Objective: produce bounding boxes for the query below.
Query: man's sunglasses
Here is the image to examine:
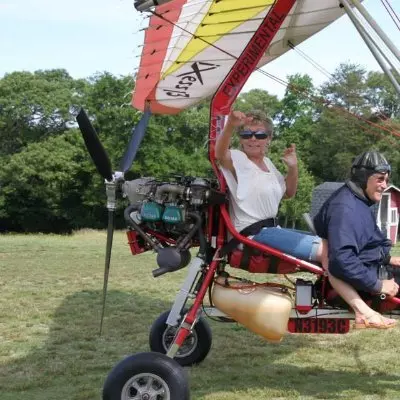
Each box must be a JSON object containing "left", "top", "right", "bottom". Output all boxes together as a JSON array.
[{"left": 238, "top": 130, "right": 272, "bottom": 140}]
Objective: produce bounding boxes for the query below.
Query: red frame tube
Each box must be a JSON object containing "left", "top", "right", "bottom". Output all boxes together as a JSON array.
[{"left": 180, "top": 259, "right": 221, "bottom": 330}]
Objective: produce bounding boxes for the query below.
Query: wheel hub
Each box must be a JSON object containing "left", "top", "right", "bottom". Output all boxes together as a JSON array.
[
  {"left": 122, "top": 372, "right": 170, "bottom": 400},
  {"left": 162, "top": 327, "right": 198, "bottom": 358}
]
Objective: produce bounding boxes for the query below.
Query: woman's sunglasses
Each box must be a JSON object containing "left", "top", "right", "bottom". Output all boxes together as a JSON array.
[{"left": 238, "top": 130, "right": 272, "bottom": 140}]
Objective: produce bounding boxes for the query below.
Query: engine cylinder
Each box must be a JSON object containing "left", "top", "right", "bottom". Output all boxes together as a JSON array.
[{"left": 211, "top": 276, "right": 292, "bottom": 343}]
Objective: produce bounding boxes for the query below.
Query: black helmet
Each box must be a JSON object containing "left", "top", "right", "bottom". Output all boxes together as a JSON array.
[{"left": 350, "top": 151, "right": 391, "bottom": 189}]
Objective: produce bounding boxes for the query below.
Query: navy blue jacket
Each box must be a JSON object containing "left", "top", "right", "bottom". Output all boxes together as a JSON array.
[{"left": 313, "top": 182, "right": 391, "bottom": 294}]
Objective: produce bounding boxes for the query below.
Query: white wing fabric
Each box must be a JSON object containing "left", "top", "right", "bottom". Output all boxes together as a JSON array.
[{"left": 133, "top": 0, "right": 357, "bottom": 114}]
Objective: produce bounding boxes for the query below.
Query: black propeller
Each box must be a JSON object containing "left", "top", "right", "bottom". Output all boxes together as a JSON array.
[
  {"left": 76, "top": 107, "right": 151, "bottom": 334},
  {"left": 119, "top": 109, "right": 151, "bottom": 173},
  {"left": 76, "top": 109, "right": 113, "bottom": 181}
]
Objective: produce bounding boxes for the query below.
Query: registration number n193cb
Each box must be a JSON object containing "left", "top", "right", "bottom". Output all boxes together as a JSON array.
[{"left": 288, "top": 318, "right": 350, "bottom": 334}]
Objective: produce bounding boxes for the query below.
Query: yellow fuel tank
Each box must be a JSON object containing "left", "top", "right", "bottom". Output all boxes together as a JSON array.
[{"left": 211, "top": 276, "right": 292, "bottom": 343}]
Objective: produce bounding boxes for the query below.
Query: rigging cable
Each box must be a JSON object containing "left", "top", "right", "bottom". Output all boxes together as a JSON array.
[
  {"left": 380, "top": 0, "right": 400, "bottom": 31},
  {"left": 262, "top": 69, "right": 400, "bottom": 145},
  {"left": 287, "top": 40, "right": 400, "bottom": 135},
  {"left": 287, "top": 41, "right": 332, "bottom": 80}
]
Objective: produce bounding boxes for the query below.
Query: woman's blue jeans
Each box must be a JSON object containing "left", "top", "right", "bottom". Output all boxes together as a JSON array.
[{"left": 252, "top": 227, "right": 321, "bottom": 261}]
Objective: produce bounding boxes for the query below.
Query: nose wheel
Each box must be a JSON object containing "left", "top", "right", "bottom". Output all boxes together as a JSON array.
[{"left": 149, "top": 309, "right": 212, "bottom": 366}]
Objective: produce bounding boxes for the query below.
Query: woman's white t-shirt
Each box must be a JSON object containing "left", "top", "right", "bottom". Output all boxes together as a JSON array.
[{"left": 220, "top": 149, "right": 286, "bottom": 232}]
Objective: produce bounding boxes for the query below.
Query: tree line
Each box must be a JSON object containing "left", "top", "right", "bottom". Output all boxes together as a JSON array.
[{"left": 0, "top": 64, "right": 399, "bottom": 232}]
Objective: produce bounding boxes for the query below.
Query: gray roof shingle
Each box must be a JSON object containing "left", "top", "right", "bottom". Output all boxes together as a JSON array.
[{"left": 310, "top": 182, "right": 344, "bottom": 218}]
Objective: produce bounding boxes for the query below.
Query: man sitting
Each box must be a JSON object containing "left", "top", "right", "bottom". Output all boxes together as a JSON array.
[{"left": 314, "top": 151, "right": 399, "bottom": 329}]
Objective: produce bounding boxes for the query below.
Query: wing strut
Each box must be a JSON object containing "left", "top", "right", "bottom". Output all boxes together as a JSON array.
[{"left": 341, "top": 0, "right": 400, "bottom": 96}]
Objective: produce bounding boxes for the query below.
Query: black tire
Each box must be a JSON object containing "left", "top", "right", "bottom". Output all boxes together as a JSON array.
[
  {"left": 149, "top": 309, "right": 212, "bottom": 367},
  {"left": 103, "top": 352, "right": 190, "bottom": 400}
]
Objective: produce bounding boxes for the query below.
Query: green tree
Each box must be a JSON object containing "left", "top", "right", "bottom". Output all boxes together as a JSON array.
[
  {"left": 235, "top": 89, "right": 280, "bottom": 118},
  {"left": 365, "top": 70, "right": 400, "bottom": 119},
  {"left": 320, "top": 63, "right": 368, "bottom": 114},
  {"left": 0, "top": 131, "right": 98, "bottom": 232},
  {"left": 277, "top": 74, "right": 316, "bottom": 129},
  {"left": 307, "top": 108, "right": 377, "bottom": 182},
  {"left": 81, "top": 72, "right": 143, "bottom": 171},
  {"left": 280, "top": 161, "right": 315, "bottom": 229},
  {"left": 133, "top": 107, "right": 211, "bottom": 179},
  {"left": 2, "top": 64, "right": 399, "bottom": 233},
  {"left": 276, "top": 74, "right": 318, "bottom": 166},
  {"left": 0, "top": 69, "right": 86, "bottom": 156},
  {"left": 306, "top": 63, "right": 400, "bottom": 183}
]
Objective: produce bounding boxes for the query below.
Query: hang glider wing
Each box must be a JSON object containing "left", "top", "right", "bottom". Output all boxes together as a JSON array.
[{"left": 133, "top": 0, "right": 359, "bottom": 114}]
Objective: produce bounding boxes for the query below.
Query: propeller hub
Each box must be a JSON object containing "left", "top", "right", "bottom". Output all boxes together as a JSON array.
[{"left": 113, "top": 171, "right": 124, "bottom": 182}]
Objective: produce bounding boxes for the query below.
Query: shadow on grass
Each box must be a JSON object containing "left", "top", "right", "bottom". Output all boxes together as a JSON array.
[{"left": 2, "top": 289, "right": 400, "bottom": 399}]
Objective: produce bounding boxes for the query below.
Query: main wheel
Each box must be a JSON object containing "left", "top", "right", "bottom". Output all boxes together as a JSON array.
[
  {"left": 103, "top": 352, "right": 190, "bottom": 400},
  {"left": 149, "top": 309, "right": 212, "bottom": 366}
]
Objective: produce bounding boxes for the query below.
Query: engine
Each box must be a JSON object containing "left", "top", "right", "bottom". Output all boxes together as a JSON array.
[
  {"left": 123, "top": 175, "right": 223, "bottom": 234},
  {"left": 121, "top": 175, "right": 225, "bottom": 277}
]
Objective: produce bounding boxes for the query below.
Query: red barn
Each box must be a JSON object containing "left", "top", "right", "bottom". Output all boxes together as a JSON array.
[{"left": 377, "top": 185, "right": 400, "bottom": 244}]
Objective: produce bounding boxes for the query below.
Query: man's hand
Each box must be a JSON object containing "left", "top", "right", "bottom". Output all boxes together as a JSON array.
[
  {"left": 381, "top": 278, "right": 399, "bottom": 297},
  {"left": 226, "top": 111, "right": 253, "bottom": 128},
  {"left": 389, "top": 256, "right": 400, "bottom": 267},
  {"left": 282, "top": 144, "right": 298, "bottom": 168}
]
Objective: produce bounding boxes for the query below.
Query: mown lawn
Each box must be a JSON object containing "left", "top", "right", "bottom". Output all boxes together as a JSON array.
[{"left": 1, "top": 231, "right": 400, "bottom": 400}]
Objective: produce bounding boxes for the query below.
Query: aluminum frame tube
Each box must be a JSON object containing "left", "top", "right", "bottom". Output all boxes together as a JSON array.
[
  {"left": 360, "top": 23, "right": 400, "bottom": 77},
  {"left": 341, "top": 0, "right": 400, "bottom": 96},
  {"left": 349, "top": 0, "right": 400, "bottom": 63}
]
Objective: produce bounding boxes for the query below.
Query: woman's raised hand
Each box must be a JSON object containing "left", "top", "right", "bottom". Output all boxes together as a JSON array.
[
  {"left": 227, "top": 111, "right": 253, "bottom": 128},
  {"left": 282, "top": 144, "right": 298, "bottom": 168}
]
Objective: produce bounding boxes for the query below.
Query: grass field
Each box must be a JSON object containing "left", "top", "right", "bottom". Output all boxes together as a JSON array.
[{"left": 1, "top": 231, "right": 400, "bottom": 400}]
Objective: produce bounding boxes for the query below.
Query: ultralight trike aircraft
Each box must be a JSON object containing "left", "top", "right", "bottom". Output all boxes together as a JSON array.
[{"left": 76, "top": 0, "right": 400, "bottom": 399}]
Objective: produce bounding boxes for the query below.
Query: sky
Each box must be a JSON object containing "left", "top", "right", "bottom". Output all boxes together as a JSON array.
[{"left": 1, "top": 0, "right": 399, "bottom": 99}]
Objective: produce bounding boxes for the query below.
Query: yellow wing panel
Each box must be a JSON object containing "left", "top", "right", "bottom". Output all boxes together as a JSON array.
[{"left": 162, "top": 0, "right": 274, "bottom": 77}]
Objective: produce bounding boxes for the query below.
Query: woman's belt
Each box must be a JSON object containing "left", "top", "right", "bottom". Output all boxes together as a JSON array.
[{"left": 220, "top": 218, "right": 277, "bottom": 257}]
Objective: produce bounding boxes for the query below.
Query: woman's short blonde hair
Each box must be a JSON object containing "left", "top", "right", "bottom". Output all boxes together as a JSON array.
[{"left": 245, "top": 110, "right": 274, "bottom": 131}]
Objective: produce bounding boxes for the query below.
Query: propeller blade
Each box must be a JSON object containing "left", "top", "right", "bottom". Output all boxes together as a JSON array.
[
  {"left": 119, "top": 109, "right": 151, "bottom": 173},
  {"left": 99, "top": 210, "right": 115, "bottom": 335},
  {"left": 76, "top": 109, "right": 113, "bottom": 181}
]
